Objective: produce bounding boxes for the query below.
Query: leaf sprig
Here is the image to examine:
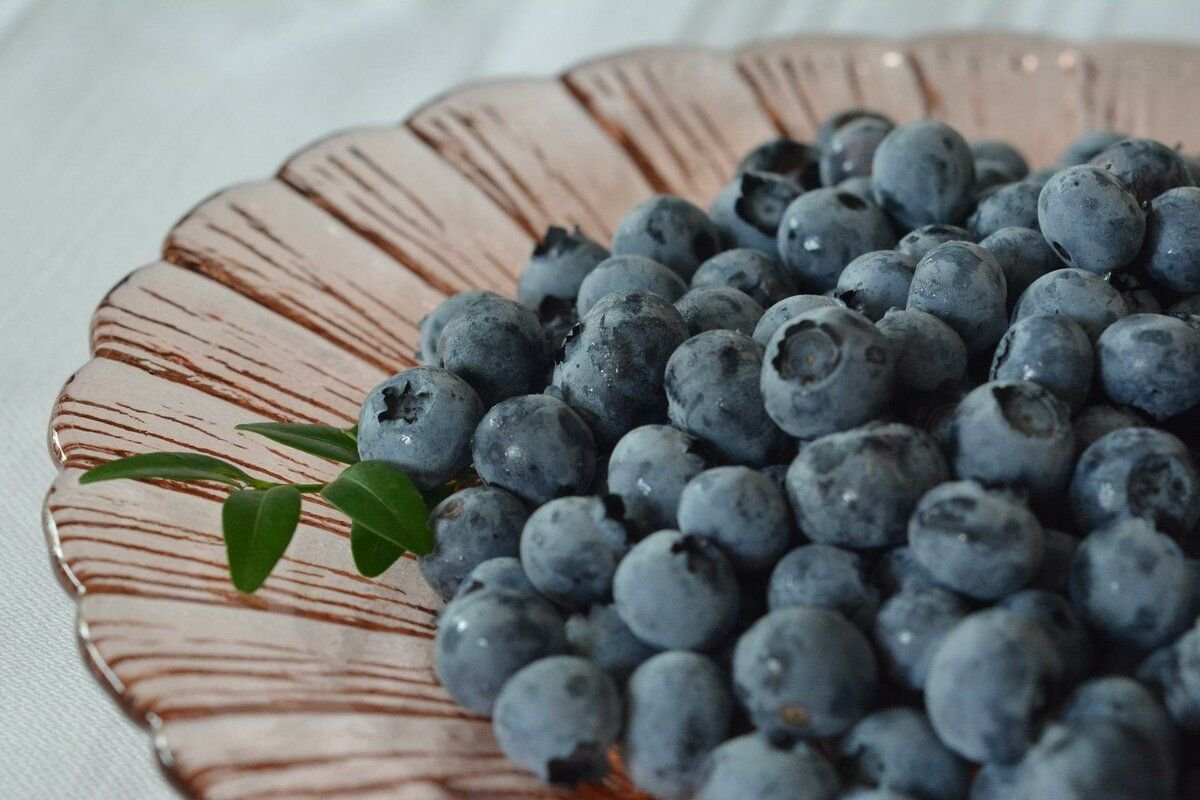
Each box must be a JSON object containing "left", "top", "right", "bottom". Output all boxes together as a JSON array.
[{"left": 79, "top": 422, "right": 440, "bottom": 593}]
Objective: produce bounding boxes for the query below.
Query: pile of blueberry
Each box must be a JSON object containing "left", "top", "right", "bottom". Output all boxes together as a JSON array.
[{"left": 357, "top": 109, "right": 1200, "bottom": 799}]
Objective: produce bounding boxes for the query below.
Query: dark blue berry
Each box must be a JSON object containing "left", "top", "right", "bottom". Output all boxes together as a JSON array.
[
  {"left": 677, "top": 466, "right": 793, "bottom": 572},
  {"left": 492, "top": 656, "right": 621, "bottom": 785},
  {"left": 566, "top": 602, "right": 658, "bottom": 682},
  {"left": 733, "top": 606, "right": 876, "bottom": 740},
  {"left": 438, "top": 295, "right": 550, "bottom": 407},
  {"left": 821, "top": 116, "right": 893, "bottom": 185},
  {"left": 1097, "top": 313, "right": 1200, "bottom": 418},
  {"left": 907, "top": 241, "right": 1007, "bottom": 356},
  {"left": 623, "top": 652, "right": 733, "bottom": 799},
  {"left": 520, "top": 496, "right": 628, "bottom": 610},
  {"left": 710, "top": 171, "right": 802, "bottom": 255},
  {"left": 552, "top": 291, "right": 689, "bottom": 446},
  {"left": 666, "top": 331, "right": 787, "bottom": 466},
  {"left": 908, "top": 481, "right": 1044, "bottom": 600},
  {"left": 606, "top": 425, "right": 710, "bottom": 533},
  {"left": 753, "top": 294, "right": 841, "bottom": 346},
  {"left": 517, "top": 226, "right": 609, "bottom": 321},
  {"left": 417, "top": 289, "right": 498, "bottom": 363},
  {"left": 875, "top": 308, "right": 968, "bottom": 393},
  {"left": 1037, "top": 165, "right": 1145, "bottom": 274},
  {"left": 1135, "top": 186, "right": 1200, "bottom": 293},
  {"left": 1059, "top": 130, "right": 1125, "bottom": 166},
  {"left": 768, "top": 544, "right": 880, "bottom": 628},
  {"left": 613, "top": 530, "right": 739, "bottom": 651},
  {"left": 611, "top": 195, "right": 721, "bottom": 281},
  {"left": 990, "top": 315, "right": 1093, "bottom": 411},
  {"left": 761, "top": 306, "right": 896, "bottom": 438},
  {"left": 694, "top": 734, "right": 839, "bottom": 800},
  {"left": 833, "top": 250, "right": 917, "bottom": 321},
  {"left": 1012, "top": 267, "right": 1128, "bottom": 342},
  {"left": 979, "top": 226, "right": 1060, "bottom": 310},
  {"left": 358, "top": 366, "right": 483, "bottom": 489},
  {"left": 1091, "top": 136, "right": 1195, "bottom": 205},
  {"left": 871, "top": 121, "right": 975, "bottom": 231},
  {"left": 838, "top": 707, "right": 971, "bottom": 800},
  {"left": 419, "top": 486, "right": 528, "bottom": 601},
  {"left": 737, "top": 138, "right": 822, "bottom": 189},
  {"left": 787, "top": 422, "right": 948, "bottom": 549},
  {"left": 896, "top": 224, "right": 973, "bottom": 260},
  {"left": 971, "top": 139, "right": 1029, "bottom": 180},
  {"left": 777, "top": 188, "right": 896, "bottom": 292},
  {"left": 925, "top": 608, "right": 1063, "bottom": 764},
  {"left": 968, "top": 180, "right": 1041, "bottom": 239},
  {"left": 873, "top": 584, "right": 968, "bottom": 691},
  {"left": 472, "top": 394, "right": 595, "bottom": 504}
]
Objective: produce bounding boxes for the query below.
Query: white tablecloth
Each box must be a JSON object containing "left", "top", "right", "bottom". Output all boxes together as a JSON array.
[{"left": 4, "top": 1, "right": 1199, "bottom": 796}]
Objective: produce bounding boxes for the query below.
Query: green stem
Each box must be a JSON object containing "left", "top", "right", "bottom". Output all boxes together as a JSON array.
[{"left": 293, "top": 483, "right": 327, "bottom": 494}]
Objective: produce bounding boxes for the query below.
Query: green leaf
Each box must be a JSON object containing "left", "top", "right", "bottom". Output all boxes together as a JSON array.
[
  {"left": 222, "top": 486, "right": 302, "bottom": 593},
  {"left": 350, "top": 522, "right": 406, "bottom": 578},
  {"left": 236, "top": 422, "right": 360, "bottom": 464},
  {"left": 320, "top": 461, "right": 433, "bottom": 556},
  {"left": 80, "top": 452, "right": 256, "bottom": 488},
  {"left": 344, "top": 424, "right": 359, "bottom": 441}
]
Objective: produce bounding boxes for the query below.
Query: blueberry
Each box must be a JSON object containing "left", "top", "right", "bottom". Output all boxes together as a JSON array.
[
  {"left": 833, "top": 250, "right": 917, "bottom": 321},
  {"left": 677, "top": 466, "right": 793, "bottom": 572},
  {"left": 710, "top": 171, "right": 802, "bottom": 255},
  {"left": 873, "top": 584, "right": 968, "bottom": 691},
  {"left": 691, "top": 247, "right": 797, "bottom": 307},
  {"left": 1059, "top": 130, "right": 1125, "bottom": 166},
  {"left": 967, "top": 180, "right": 1041, "bottom": 239},
  {"left": 1069, "top": 518, "right": 1193, "bottom": 650},
  {"left": 875, "top": 308, "right": 968, "bottom": 393},
  {"left": 623, "top": 652, "right": 733, "bottom": 799},
  {"left": 1030, "top": 528, "right": 1080, "bottom": 592},
  {"left": 733, "top": 606, "right": 876, "bottom": 740},
  {"left": 435, "top": 589, "right": 567, "bottom": 714},
  {"left": 895, "top": 224, "right": 973, "bottom": 261},
  {"left": 419, "top": 487, "right": 529, "bottom": 601},
  {"left": 1011, "top": 267, "right": 1128, "bottom": 342},
  {"left": 472, "top": 394, "right": 595, "bottom": 504},
  {"left": 417, "top": 289, "right": 498, "bottom": 363},
  {"left": 968, "top": 765, "right": 1019, "bottom": 800},
  {"left": 517, "top": 226, "right": 609, "bottom": 323},
  {"left": 438, "top": 295, "right": 550, "bottom": 407},
  {"left": 675, "top": 286, "right": 764, "bottom": 336},
  {"left": 906, "top": 241, "right": 1007, "bottom": 356},
  {"left": 768, "top": 544, "right": 880, "bottom": 628},
  {"left": 611, "top": 195, "right": 721, "bottom": 281},
  {"left": 666, "top": 331, "right": 787, "bottom": 466},
  {"left": 872, "top": 121, "right": 975, "bottom": 230},
  {"left": 1109, "top": 267, "right": 1165, "bottom": 315},
  {"left": 761, "top": 306, "right": 897, "bottom": 438},
  {"left": 1091, "top": 136, "right": 1195, "bottom": 205},
  {"left": 1071, "top": 404, "right": 1145, "bottom": 454},
  {"left": 737, "top": 137, "right": 822, "bottom": 189},
  {"left": 776, "top": 188, "right": 897, "bottom": 292},
  {"left": 607, "top": 425, "right": 710, "bottom": 533},
  {"left": 1097, "top": 313, "right": 1200, "bottom": 418},
  {"left": 492, "top": 656, "right": 621, "bottom": 785},
  {"left": 452, "top": 556, "right": 537, "bottom": 603},
  {"left": 357, "top": 366, "right": 483, "bottom": 489},
  {"left": 1069, "top": 426, "right": 1200, "bottom": 538},
  {"left": 971, "top": 139, "right": 1030, "bottom": 180},
  {"left": 820, "top": 116, "right": 893, "bottom": 185},
  {"left": 787, "top": 422, "right": 948, "bottom": 549},
  {"left": 817, "top": 108, "right": 894, "bottom": 150},
  {"left": 1134, "top": 186, "right": 1200, "bottom": 292},
  {"left": 924, "top": 608, "right": 1063, "bottom": 764},
  {"left": 1037, "top": 165, "right": 1145, "bottom": 274},
  {"left": 841, "top": 790, "right": 920, "bottom": 800},
  {"left": 979, "top": 226, "right": 1064, "bottom": 309},
  {"left": 908, "top": 481, "right": 1044, "bottom": 600},
  {"left": 1061, "top": 676, "right": 1178, "bottom": 783},
  {"left": 948, "top": 380, "right": 1074, "bottom": 498},
  {"left": 613, "top": 530, "right": 739, "bottom": 651},
  {"left": 694, "top": 734, "right": 840, "bottom": 800},
  {"left": 575, "top": 254, "right": 689, "bottom": 316},
  {"left": 566, "top": 602, "right": 658, "bottom": 682},
  {"left": 1138, "top": 623, "right": 1200, "bottom": 731},
  {"left": 989, "top": 315, "right": 1093, "bottom": 411},
  {"left": 520, "top": 496, "right": 628, "bottom": 610},
  {"left": 999, "top": 589, "right": 1092, "bottom": 683},
  {"left": 753, "top": 294, "right": 841, "bottom": 346},
  {"left": 1008, "top": 720, "right": 1172, "bottom": 800},
  {"left": 838, "top": 707, "right": 971, "bottom": 800},
  {"left": 552, "top": 291, "right": 689, "bottom": 446}
]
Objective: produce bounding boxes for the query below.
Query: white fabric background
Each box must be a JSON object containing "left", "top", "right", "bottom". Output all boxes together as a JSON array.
[{"left": 3, "top": 1, "right": 1200, "bottom": 796}]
